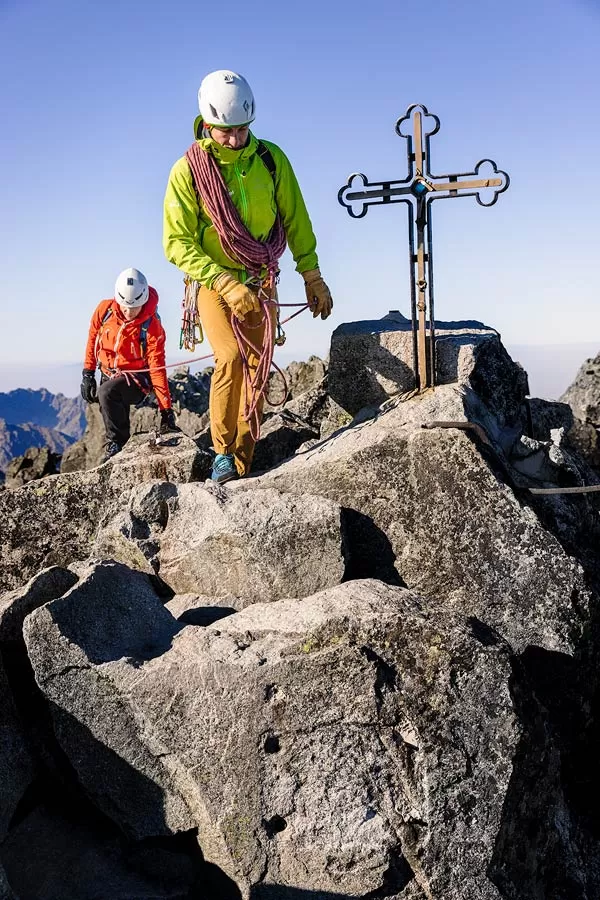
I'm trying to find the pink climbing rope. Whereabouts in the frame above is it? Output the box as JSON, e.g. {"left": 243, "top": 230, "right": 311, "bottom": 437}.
{"left": 230, "top": 282, "right": 289, "bottom": 441}
{"left": 185, "top": 144, "right": 286, "bottom": 281}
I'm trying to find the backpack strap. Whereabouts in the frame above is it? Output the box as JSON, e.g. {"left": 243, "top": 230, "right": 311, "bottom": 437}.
{"left": 94, "top": 306, "right": 113, "bottom": 365}
{"left": 256, "top": 140, "right": 277, "bottom": 183}
{"left": 139, "top": 314, "right": 155, "bottom": 355}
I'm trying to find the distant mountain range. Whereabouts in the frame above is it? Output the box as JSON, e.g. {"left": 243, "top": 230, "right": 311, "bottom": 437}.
{"left": 1, "top": 342, "right": 598, "bottom": 403}
{"left": 0, "top": 341, "right": 598, "bottom": 475}
{"left": 0, "top": 388, "right": 86, "bottom": 473}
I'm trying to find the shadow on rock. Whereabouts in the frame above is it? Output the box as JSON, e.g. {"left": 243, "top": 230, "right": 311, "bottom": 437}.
{"left": 41, "top": 562, "right": 183, "bottom": 665}
{"left": 489, "top": 646, "right": 600, "bottom": 899}
{"left": 341, "top": 508, "right": 407, "bottom": 587}
{"left": 1, "top": 708, "right": 243, "bottom": 899}
{"left": 178, "top": 606, "right": 238, "bottom": 627}
{"left": 328, "top": 337, "right": 416, "bottom": 415}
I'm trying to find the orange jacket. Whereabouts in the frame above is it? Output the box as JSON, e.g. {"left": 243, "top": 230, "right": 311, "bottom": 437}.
{"left": 84, "top": 287, "right": 172, "bottom": 410}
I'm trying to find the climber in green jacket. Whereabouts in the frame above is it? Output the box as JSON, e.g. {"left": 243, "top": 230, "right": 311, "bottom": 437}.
{"left": 163, "top": 70, "right": 332, "bottom": 484}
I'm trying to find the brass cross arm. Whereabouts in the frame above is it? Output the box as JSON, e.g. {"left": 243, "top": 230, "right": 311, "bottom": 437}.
{"left": 423, "top": 159, "right": 510, "bottom": 207}
{"left": 336, "top": 102, "right": 510, "bottom": 393}
{"left": 338, "top": 160, "right": 509, "bottom": 218}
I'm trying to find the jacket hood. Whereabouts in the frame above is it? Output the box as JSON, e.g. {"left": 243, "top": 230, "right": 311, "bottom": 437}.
{"left": 192, "top": 114, "right": 258, "bottom": 165}
{"left": 111, "top": 285, "right": 159, "bottom": 321}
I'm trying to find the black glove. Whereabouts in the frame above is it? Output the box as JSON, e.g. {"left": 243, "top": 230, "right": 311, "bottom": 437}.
{"left": 80, "top": 369, "right": 97, "bottom": 403}
{"left": 159, "top": 408, "right": 180, "bottom": 434}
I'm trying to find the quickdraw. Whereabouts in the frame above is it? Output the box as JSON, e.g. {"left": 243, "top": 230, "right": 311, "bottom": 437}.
{"left": 180, "top": 278, "right": 204, "bottom": 351}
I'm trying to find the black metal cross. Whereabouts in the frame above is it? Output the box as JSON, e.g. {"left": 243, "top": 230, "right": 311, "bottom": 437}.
{"left": 338, "top": 104, "right": 509, "bottom": 391}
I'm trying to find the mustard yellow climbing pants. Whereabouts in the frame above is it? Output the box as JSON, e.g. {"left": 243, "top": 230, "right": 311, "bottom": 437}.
{"left": 197, "top": 285, "right": 274, "bottom": 477}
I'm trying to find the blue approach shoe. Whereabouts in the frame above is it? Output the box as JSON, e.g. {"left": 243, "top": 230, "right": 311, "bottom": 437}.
{"left": 211, "top": 453, "right": 239, "bottom": 484}
{"left": 101, "top": 441, "right": 122, "bottom": 463}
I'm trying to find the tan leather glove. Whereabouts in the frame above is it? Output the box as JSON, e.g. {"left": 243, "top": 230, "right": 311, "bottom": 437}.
{"left": 213, "top": 273, "right": 260, "bottom": 321}
{"left": 303, "top": 268, "right": 333, "bottom": 320}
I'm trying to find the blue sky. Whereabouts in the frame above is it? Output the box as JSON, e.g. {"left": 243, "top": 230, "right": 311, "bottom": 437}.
{"left": 1, "top": 0, "right": 599, "bottom": 396}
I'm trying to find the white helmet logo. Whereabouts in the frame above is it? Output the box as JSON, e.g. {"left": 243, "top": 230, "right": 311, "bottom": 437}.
{"left": 198, "top": 69, "right": 256, "bottom": 126}
{"left": 115, "top": 267, "right": 149, "bottom": 309}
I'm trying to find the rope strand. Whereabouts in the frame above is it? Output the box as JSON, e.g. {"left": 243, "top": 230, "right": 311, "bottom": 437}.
{"left": 105, "top": 302, "right": 308, "bottom": 382}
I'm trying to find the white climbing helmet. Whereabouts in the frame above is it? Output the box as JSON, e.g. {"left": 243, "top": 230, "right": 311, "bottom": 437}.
{"left": 198, "top": 70, "right": 256, "bottom": 127}
{"left": 114, "top": 268, "right": 149, "bottom": 309}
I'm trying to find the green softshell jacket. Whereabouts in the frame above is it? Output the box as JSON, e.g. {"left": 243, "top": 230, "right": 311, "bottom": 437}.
{"left": 163, "top": 117, "right": 319, "bottom": 288}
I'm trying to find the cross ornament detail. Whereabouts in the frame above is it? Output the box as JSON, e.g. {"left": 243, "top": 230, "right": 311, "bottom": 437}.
{"left": 338, "top": 104, "right": 509, "bottom": 391}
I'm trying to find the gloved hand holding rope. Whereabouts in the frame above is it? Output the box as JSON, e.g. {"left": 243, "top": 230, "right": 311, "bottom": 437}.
{"left": 213, "top": 273, "right": 260, "bottom": 321}
{"left": 303, "top": 267, "right": 333, "bottom": 319}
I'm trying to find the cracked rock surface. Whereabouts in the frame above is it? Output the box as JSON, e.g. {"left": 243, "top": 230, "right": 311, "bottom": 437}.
{"left": 0, "top": 433, "right": 210, "bottom": 593}
{"left": 96, "top": 482, "right": 347, "bottom": 604}
{"left": 22, "top": 572, "right": 519, "bottom": 899}
{"left": 2, "top": 321, "right": 600, "bottom": 898}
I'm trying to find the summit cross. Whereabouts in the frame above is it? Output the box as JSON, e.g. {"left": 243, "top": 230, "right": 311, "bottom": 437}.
{"left": 338, "top": 104, "right": 509, "bottom": 390}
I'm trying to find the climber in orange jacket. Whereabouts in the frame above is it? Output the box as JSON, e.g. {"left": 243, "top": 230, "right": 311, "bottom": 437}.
{"left": 81, "top": 267, "right": 179, "bottom": 462}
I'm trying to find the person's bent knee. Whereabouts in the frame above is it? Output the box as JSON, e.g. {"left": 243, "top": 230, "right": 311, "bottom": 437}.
{"left": 98, "top": 376, "right": 126, "bottom": 403}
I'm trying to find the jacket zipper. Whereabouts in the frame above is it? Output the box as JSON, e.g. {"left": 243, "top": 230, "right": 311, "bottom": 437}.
{"left": 235, "top": 162, "right": 248, "bottom": 224}
{"left": 113, "top": 322, "right": 127, "bottom": 368}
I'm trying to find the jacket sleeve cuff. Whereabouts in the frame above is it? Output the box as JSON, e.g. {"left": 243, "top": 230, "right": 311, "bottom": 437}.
{"left": 295, "top": 254, "right": 320, "bottom": 275}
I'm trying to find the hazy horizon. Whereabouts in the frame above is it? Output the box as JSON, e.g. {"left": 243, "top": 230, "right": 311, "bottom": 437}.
{"left": 0, "top": 341, "right": 595, "bottom": 406}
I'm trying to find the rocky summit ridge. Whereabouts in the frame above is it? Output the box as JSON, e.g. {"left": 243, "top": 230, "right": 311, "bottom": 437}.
{"left": 1, "top": 315, "right": 600, "bottom": 900}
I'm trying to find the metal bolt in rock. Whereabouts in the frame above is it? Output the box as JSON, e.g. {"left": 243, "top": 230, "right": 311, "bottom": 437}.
{"left": 338, "top": 104, "right": 509, "bottom": 391}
